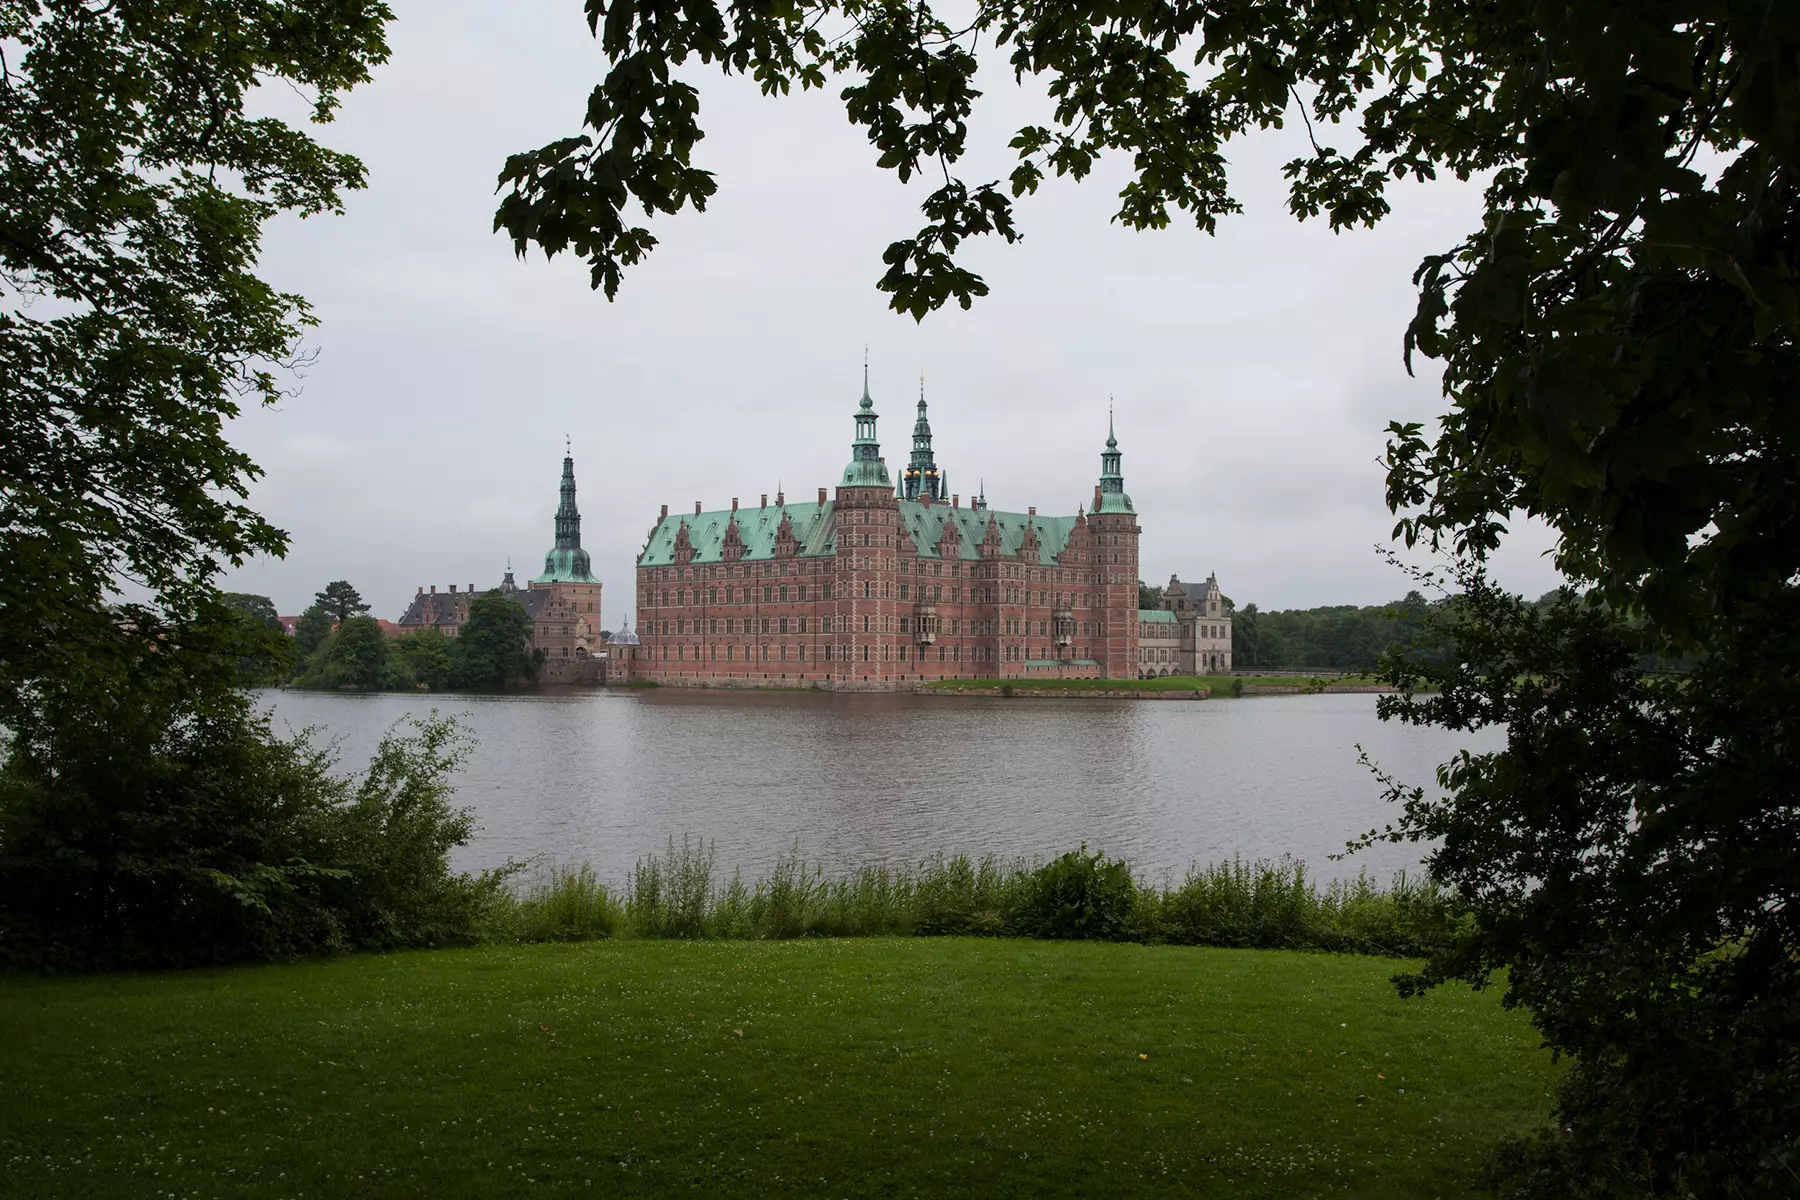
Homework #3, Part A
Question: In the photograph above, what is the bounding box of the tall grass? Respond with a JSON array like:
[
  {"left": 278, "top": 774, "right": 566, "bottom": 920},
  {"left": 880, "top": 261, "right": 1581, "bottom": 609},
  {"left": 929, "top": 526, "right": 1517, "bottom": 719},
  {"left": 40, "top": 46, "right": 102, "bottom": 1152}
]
[{"left": 491, "top": 842, "right": 1460, "bottom": 958}]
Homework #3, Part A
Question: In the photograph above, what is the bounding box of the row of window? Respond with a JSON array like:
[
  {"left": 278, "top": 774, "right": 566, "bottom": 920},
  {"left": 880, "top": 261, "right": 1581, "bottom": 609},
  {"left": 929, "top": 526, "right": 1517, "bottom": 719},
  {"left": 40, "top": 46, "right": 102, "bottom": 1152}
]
[
  {"left": 646, "top": 615, "right": 1108, "bottom": 639},
  {"left": 646, "top": 642, "right": 1090, "bottom": 664},
  {"left": 644, "top": 545, "right": 1138, "bottom": 585},
  {"left": 645, "top": 581, "right": 1137, "bottom": 609}
]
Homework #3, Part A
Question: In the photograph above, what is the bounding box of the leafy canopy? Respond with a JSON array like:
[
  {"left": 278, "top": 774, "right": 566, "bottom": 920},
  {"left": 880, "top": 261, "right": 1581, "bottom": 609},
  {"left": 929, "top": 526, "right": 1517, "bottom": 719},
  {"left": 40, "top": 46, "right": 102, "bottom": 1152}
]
[
  {"left": 314, "top": 579, "right": 371, "bottom": 623},
  {"left": 500, "top": 0, "right": 1798, "bottom": 641},
  {"left": 0, "top": 0, "right": 393, "bottom": 715},
  {"left": 504, "top": 2, "right": 1800, "bottom": 1191}
]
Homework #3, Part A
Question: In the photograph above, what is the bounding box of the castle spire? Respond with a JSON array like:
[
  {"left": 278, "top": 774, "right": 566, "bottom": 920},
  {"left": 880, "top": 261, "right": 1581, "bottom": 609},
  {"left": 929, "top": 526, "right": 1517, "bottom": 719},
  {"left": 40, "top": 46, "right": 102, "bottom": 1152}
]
[
  {"left": 1096, "top": 406, "right": 1134, "bottom": 514},
  {"left": 535, "top": 445, "right": 601, "bottom": 583},
  {"left": 903, "top": 370, "right": 943, "bottom": 501},
  {"left": 840, "top": 359, "right": 891, "bottom": 488}
]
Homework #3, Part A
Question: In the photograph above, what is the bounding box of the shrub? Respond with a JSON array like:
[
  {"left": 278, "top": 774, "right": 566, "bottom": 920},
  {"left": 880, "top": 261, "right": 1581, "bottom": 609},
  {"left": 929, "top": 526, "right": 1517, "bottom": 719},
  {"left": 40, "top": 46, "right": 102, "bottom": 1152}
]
[
  {"left": 1017, "top": 846, "right": 1137, "bottom": 939},
  {"left": 0, "top": 653, "right": 504, "bottom": 970}
]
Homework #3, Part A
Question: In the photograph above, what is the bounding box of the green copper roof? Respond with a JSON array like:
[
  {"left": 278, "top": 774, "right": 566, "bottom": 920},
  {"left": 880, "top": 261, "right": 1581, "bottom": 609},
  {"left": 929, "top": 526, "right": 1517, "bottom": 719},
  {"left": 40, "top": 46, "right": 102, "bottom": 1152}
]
[
  {"left": 538, "top": 547, "right": 600, "bottom": 583},
  {"left": 842, "top": 458, "right": 892, "bottom": 487},
  {"left": 534, "top": 452, "right": 601, "bottom": 583},
  {"left": 637, "top": 498, "right": 1091, "bottom": 568},
  {"left": 899, "top": 501, "right": 1077, "bottom": 565},
  {"left": 639, "top": 501, "right": 838, "bottom": 566},
  {"left": 1139, "top": 608, "right": 1177, "bottom": 624}
]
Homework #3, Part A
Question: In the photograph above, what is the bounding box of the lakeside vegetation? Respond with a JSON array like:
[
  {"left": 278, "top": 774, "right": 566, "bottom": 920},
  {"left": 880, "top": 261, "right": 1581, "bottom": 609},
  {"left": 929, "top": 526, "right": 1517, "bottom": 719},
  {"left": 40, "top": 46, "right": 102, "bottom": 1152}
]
[
  {"left": 493, "top": 843, "right": 1457, "bottom": 958},
  {"left": 0, "top": 938, "right": 1558, "bottom": 1199}
]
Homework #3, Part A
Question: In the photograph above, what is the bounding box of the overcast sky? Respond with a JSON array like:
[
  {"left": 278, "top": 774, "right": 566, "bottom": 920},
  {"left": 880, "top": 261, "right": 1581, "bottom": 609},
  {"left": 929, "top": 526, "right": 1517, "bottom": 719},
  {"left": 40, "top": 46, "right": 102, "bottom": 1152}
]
[{"left": 221, "top": 0, "right": 1562, "bottom": 622}]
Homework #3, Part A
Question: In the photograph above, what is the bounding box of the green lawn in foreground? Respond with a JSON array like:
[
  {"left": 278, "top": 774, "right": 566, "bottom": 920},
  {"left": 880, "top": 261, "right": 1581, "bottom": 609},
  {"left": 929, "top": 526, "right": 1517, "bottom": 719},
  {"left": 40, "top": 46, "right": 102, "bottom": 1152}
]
[
  {"left": 923, "top": 675, "right": 1371, "bottom": 692},
  {"left": 0, "top": 939, "right": 1554, "bottom": 1198}
]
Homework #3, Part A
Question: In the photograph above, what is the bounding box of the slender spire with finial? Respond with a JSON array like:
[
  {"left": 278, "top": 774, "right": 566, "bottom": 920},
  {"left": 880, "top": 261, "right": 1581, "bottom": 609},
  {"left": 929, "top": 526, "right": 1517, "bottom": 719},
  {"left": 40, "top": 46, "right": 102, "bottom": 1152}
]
[
  {"left": 1096, "top": 402, "right": 1132, "bottom": 513},
  {"left": 842, "top": 355, "right": 890, "bottom": 487},
  {"left": 903, "top": 367, "right": 943, "bottom": 501}
]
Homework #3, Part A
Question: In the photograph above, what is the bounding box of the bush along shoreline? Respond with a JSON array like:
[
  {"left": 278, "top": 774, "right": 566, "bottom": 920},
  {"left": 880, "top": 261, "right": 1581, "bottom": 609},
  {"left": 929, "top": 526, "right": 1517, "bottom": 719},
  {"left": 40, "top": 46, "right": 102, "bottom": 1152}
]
[{"left": 490, "top": 839, "right": 1463, "bottom": 959}]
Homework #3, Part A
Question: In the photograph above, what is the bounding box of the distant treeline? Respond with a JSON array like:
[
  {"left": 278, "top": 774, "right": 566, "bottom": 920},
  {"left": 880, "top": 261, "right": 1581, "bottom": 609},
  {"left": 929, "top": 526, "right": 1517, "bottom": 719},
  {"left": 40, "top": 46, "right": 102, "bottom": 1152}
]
[
  {"left": 1230, "top": 590, "right": 1572, "bottom": 673},
  {"left": 1232, "top": 591, "right": 1445, "bottom": 674}
]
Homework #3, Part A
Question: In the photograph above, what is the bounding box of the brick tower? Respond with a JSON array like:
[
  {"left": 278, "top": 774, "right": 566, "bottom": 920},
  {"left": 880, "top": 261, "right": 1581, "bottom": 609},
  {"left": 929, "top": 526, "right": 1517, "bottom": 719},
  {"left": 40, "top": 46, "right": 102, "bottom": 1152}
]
[
  {"left": 833, "top": 365, "right": 902, "bottom": 687},
  {"left": 1087, "top": 413, "right": 1140, "bottom": 677}
]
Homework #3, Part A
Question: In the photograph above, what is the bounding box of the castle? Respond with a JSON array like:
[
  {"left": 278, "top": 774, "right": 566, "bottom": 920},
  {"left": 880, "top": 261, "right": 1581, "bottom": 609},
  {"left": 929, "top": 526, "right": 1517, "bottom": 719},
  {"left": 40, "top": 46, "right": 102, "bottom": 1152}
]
[
  {"left": 394, "top": 449, "right": 610, "bottom": 683},
  {"left": 623, "top": 372, "right": 1231, "bottom": 689}
]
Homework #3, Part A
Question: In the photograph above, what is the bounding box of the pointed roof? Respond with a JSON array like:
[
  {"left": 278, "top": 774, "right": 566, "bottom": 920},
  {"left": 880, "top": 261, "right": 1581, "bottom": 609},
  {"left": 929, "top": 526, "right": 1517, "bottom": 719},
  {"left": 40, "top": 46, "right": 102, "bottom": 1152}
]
[{"left": 535, "top": 448, "right": 601, "bottom": 583}]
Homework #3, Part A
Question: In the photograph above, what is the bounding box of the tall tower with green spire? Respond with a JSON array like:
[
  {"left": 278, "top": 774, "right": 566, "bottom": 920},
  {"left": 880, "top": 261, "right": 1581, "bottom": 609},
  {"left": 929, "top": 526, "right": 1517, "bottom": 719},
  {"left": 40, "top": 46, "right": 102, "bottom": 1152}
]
[
  {"left": 902, "top": 375, "right": 946, "bottom": 501},
  {"left": 535, "top": 444, "right": 601, "bottom": 584},
  {"left": 840, "top": 361, "right": 892, "bottom": 489},
  {"left": 1095, "top": 408, "right": 1134, "bottom": 513}
]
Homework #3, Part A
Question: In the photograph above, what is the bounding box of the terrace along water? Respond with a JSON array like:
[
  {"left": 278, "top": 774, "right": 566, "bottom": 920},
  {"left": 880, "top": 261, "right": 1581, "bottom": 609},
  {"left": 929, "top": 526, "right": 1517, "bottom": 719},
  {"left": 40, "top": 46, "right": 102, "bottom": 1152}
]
[{"left": 260, "top": 689, "right": 1501, "bottom": 886}]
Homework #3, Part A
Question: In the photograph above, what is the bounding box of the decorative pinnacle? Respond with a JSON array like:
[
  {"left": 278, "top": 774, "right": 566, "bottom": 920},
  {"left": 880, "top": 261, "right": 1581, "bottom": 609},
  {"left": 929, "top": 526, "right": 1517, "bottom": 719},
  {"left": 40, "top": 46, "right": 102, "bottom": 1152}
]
[
  {"left": 1106, "top": 399, "right": 1118, "bottom": 449},
  {"left": 860, "top": 348, "right": 873, "bottom": 410}
]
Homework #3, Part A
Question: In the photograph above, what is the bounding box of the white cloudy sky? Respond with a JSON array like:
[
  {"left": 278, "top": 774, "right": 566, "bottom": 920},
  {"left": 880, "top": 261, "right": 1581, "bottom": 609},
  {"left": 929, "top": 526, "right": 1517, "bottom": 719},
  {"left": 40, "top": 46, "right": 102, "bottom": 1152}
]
[{"left": 221, "top": 0, "right": 1561, "bottom": 622}]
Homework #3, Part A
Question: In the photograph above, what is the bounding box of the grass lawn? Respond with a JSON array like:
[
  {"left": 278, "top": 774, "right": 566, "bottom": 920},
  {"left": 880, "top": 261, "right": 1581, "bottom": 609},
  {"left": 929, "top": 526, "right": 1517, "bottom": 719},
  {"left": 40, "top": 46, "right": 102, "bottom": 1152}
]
[
  {"left": 0, "top": 939, "right": 1555, "bottom": 1198},
  {"left": 922, "top": 675, "right": 1373, "bottom": 692}
]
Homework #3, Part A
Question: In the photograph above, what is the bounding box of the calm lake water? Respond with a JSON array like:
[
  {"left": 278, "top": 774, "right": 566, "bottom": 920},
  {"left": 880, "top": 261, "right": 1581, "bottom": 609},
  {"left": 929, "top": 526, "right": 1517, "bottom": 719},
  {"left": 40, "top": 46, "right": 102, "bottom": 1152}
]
[{"left": 259, "top": 689, "right": 1501, "bottom": 887}]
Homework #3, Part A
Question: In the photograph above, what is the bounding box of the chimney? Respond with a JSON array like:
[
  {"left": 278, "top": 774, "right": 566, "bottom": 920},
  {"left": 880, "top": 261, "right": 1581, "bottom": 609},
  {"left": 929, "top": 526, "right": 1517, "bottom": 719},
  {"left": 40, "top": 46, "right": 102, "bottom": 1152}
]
[
  {"left": 660, "top": 503, "right": 669, "bottom": 520},
  {"left": 776, "top": 490, "right": 784, "bottom": 507},
  {"left": 731, "top": 497, "right": 739, "bottom": 512},
  {"left": 417, "top": 586, "right": 423, "bottom": 594},
  {"left": 430, "top": 584, "right": 436, "bottom": 594},
  {"left": 1028, "top": 506, "right": 1036, "bottom": 517},
  {"left": 953, "top": 494, "right": 960, "bottom": 508},
  {"left": 760, "top": 493, "right": 768, "bottom": 508},
  {"left": 818, "top": 487, "right": 827, "bottom": 504},
  {"left": 921, "top": 492, "right": 931, "bottom": 507},
  {"left": 468, "top": 583, "right": 474, "bottom": 593},
  {"left": 449, "top": 584, "right": 457, "bottom": 593},
  {"left": 695, "top": 501, "right": 702, "bottom": 515},
  {"left": 1093, "top": 484, "right": 1102, "bottom": 509}
]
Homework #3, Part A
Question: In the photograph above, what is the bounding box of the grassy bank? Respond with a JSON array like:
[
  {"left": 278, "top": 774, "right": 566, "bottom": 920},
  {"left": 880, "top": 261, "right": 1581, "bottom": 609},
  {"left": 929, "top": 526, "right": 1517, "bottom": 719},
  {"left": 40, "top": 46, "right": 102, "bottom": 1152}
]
[
  {"left": 0, "top": 939, "right": 1555, "bottom": 1198},
  {"left": 921, "top": 675, "right": 1377, "bottom": 693},
  {"left": 490, "top": 847, "right": 1459, "bottom": 959}
]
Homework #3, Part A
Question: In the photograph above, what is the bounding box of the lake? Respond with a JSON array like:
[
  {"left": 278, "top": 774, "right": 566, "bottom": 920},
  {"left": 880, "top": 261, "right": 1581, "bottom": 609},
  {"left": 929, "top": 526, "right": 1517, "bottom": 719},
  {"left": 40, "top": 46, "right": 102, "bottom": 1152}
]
[{"left": 259, "top": 688, "right": 1499, "bottom": 887}]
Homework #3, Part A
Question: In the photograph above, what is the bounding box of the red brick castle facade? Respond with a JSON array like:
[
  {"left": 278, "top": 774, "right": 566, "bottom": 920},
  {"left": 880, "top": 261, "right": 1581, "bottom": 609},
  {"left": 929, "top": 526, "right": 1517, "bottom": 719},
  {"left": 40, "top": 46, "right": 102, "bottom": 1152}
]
[{"left": 626, "top": 372, "right": 1147, "bottom": 690}]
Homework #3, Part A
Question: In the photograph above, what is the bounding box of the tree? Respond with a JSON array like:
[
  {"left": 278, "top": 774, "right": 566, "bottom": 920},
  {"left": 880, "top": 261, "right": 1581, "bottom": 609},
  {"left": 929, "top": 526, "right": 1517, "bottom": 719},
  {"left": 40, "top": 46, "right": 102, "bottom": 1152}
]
[
  {"left": 504, "top": 3, "right": 1800, "bottom": 1191},
  {"left": 322, "top": 615, "right": 389, "bottom": 690},
  {"left": 221, "top": 594, "right": 283, "bottom": 633},
  {"left": 290, "top": 604, "right": 335, "bottom": 665},
  {"left": 314, "top": 581, "right": 371, "bottom": 624},
  {"left": 391, "top": 628, "right": 456, "bottom": 691},
  {"left": 1136, "top": 581, "right": 1162, "bottom": 610},
  {"left": 1, "top": 2, "right": 392, "bottom": 722},
  {"left": 219, "top": 593, "right": 292, "bottom": 684},
  {"left": 1232, "top": 604, "right": 1262, "bottom": 671},
  {"left": 453, "top": 592, "right": 537, "bottom": 691}
]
